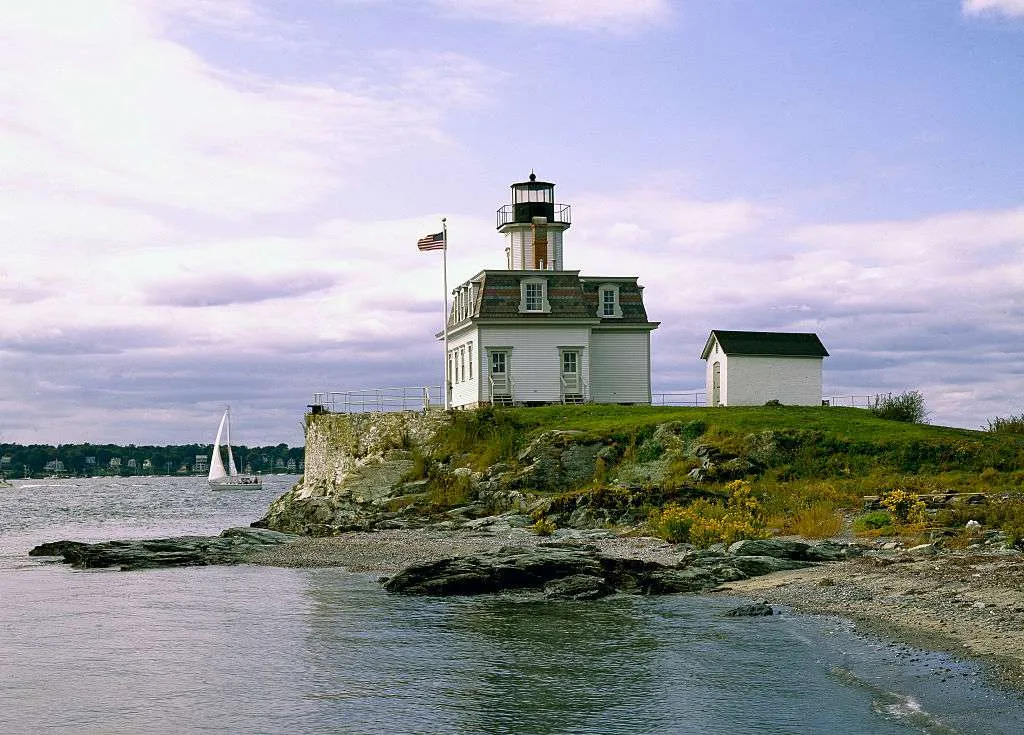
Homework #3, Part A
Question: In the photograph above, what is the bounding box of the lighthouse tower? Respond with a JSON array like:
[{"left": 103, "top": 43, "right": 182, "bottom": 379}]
[{"left": 496, "top": 173, "right": 572, "bottom": 270}]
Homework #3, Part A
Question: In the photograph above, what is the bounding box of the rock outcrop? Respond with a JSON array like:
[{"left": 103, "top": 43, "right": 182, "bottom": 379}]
[
  {"left": 257, "top": 411, "right": 447, "bottom": 535},
  {"left": 29, "top": 528, "right": 295, "bottom": 571},
  {"left": 381, "top": 539, "right": 859, "bottom": 598}
]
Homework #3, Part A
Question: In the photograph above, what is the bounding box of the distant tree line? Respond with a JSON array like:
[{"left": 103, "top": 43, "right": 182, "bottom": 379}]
[{"left": 0, "top": 442, "right": 304, "bottom": 479}]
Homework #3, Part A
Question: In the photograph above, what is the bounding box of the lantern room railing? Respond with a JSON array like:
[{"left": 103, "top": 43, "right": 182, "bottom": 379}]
[{"left": 496, "top": 203, "right": 571, "bottom": 229}]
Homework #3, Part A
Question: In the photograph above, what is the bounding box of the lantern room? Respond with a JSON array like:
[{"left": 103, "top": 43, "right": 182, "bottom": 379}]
[{"left": 496, "top": 173, "right": 572, "bottom": 271}]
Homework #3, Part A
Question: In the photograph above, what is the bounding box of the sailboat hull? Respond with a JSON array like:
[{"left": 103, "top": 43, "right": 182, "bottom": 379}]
[{"left": 209, "top": 476, "right": 263, "bottom": 491}]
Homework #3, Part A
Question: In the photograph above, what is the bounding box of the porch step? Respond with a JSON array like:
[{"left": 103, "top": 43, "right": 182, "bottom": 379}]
[{"left": 561, "top": 394, "right": 585, "bottom": 404}]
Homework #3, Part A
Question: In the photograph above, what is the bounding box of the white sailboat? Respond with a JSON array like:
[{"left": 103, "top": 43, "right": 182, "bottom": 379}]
[{"left": 208, "top": 407, "right": 262, "bottom": 491}]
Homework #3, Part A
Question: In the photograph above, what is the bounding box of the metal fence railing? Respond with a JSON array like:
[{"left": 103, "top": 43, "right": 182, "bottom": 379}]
[
  {"left": 309, "top": 387, "right": 443, "bottom": 414},
  {"left": 823, "top": 395, "right": 876, "bottom": 408},
  {"left": 651, "top": 391, "right": 707, "bottom": 407}
]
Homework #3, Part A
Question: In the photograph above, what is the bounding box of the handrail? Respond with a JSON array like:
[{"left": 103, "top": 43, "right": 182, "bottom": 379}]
[
  {"left": 651, "top": 391, "right": 706, "bottom": 407},
  {"left": 560, "top": 374, "right": 586, "bottom": 393},
  {"left": 496, "top": 203, "right": 572, "bottom": 228},
  {"left": 823, "top": 395, "right": 875, "bottom": 408},
  {"left": 488, "top": 374, "right": 515, "bottom": 402},
  {"left": 310, "top": 386, "right": 443, "bottom": 414}
]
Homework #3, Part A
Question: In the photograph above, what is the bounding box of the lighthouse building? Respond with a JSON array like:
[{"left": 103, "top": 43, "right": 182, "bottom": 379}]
[{"left": 444, "top": 174, "right": 659, "bottom": 408}]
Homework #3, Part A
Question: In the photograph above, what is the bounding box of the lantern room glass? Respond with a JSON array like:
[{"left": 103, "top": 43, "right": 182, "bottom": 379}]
[{"left": 512, "top": 184, "right": 553, "bottom": 204}]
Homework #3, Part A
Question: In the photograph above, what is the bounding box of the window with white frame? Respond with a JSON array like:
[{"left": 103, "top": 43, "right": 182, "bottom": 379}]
[
  {"left": 519, "top": 277, "right": 550, "bottom": 313},
  {"left": 459, "top": 347, "right": 465, "bottom": 383},
  {"left": 597, "top": 284, "right": 622, "bottom": 318},
  {"left": 467, "top": 343, "right": 473, "bottom": 379}
]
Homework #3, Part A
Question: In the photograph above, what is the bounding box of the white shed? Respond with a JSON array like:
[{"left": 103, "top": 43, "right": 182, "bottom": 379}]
[{"left": 701, "top": 330, "right": 829, "bottom": 407}]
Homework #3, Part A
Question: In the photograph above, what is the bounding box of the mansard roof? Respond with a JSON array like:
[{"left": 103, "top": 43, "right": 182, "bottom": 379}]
[
  {"left": 578, "top": 277, "right": 651, "bottom": 323},
  {"left": 701, "top": 330, "right": 829, "bottom": 359},
  {"left": 445, "top": 270, "right": 657, "bottom": 329}
]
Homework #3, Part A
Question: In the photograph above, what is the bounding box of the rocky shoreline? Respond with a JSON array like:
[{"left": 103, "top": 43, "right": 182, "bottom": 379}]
[
  {"left": 720, "top": 542, "right": 1024, "bottom": 692},
  {"left": 30, "top": 513, "right": 1024, "bottom": 692},
  {"left": 252, "top": 521, "right": 1024, "bottom": 691}
]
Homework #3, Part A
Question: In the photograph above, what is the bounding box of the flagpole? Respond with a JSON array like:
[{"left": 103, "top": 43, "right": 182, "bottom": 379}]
[{"left": 441, "top": 217, "right": 449, "bottom": 410}]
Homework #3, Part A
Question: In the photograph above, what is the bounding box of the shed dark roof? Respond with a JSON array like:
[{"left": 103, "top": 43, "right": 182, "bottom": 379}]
[{"left": 701, "top": 330, "right": 829, "bottom": 359}]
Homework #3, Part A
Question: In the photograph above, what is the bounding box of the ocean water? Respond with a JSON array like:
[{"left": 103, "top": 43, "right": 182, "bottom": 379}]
[{"left": 1, "top": 478, "right": 1022, "bottom": 735}]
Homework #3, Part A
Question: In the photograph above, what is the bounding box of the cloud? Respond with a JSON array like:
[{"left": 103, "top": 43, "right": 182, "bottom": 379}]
[
  {"left": 0, "top": 325, "right": 171, "bottom": 356},
  {"left": 963, "top": 0, "right": 1024, "bottom": 18},
  {"left": 0, "top": 1, "right": 491, "bottom": 220},
  {"left": 145, "top": 272, "right": 337, "bottom": 308},
  {"left": 431, "top": 0, "right": 672, "bottom": 31}
]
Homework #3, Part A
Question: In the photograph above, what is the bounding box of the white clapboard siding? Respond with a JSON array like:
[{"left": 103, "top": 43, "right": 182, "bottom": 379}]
[
  {"left": 589, "top": 330, "right": 652, "bottom": 403},
  {"left": 479, "top": 325, "right": 591, "bottom": 403},
  {"left": 448, "top": 328, "right": 482, "bottom": 408},
  {"left": 721, "top": 355, "right": 823, "bottom": 406}
]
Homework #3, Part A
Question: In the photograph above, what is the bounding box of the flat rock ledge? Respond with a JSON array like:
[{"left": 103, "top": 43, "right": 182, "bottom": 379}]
[
  {"left": 29, "top": 528, "right": 297, "bottom": 571},
  {"left": 381, "top": 539, "right": 861, "bottom": 599}
]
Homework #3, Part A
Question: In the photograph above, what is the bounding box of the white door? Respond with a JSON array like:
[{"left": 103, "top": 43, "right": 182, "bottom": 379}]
[
  {"left": 561, "top": 350, "right": 580, "bottom": 394},
  {"left": 490, "top": 350, "right": 510, "bottom": 397}
]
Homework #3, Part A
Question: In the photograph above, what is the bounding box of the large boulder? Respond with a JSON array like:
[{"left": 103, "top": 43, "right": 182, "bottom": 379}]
[
  {"left": 382, "top": 541, "right": 823, "bottom": 597},
  {"left": 728, "top": 539, "right": 811, "bottom": 560},
  {"left": 382, "top": 545, "right": 606, "bottom": 596},
  {"left": 725, "top": 601, "right": 774, "bottom": 617}
]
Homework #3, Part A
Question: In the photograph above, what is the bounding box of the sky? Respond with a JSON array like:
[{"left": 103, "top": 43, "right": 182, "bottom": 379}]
[{"left": 1, "top": 0, "right": 1022, "bottom": 447}]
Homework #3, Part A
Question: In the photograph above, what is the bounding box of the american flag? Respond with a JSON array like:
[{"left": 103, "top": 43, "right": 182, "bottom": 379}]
[{"left": 417, "top": 231, "right": 445, "bottom": 251}]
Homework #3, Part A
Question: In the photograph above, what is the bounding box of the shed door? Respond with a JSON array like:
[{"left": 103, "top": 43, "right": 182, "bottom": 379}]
[{"left": 712, "top": 362, "right": 721, "bottom": 406}]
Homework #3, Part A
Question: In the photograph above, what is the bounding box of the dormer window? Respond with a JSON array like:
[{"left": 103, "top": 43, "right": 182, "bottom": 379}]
[
  {"left": 598, "top": 284, "right": 622, "bottom": 318},
  {"left": 519, "top": 277, "right": 550, "bottom": 313}
]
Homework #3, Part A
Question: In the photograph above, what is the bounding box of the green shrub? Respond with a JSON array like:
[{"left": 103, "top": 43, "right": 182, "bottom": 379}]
[
  {"left": 652, "top": 504, "right": 697, "bottom": 543},
  {"left": 987, "top": 414, "right": 1024, "bottom": 435},
  {"left": 785, "top": 504, "right": 844, "bottom": 538},
  {"left": 426, "top": 467, "right": 473, "bottom": 508},
  {"left": 853, "top": 510, "right": 894, "bottom": 533},
  {"left": 401, "top": 448, "right": 431, "bottom": 482},
  {"left": 435, "top": 407, "right": 522, "bottom": 468},
  {"left": 532, "top": 517, "right": 556, "bottom": 536},
  {"left": 649, "top": 480, "right": 767, "bottom": 547},
  {"left": 871, "top": 391, "right": 928, "bottom": 423},
  {"left": 879, "top": 488, "right": 926, "bottom": 524}
]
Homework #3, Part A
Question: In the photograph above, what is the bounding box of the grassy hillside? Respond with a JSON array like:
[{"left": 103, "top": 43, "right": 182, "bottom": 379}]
[{"left": 427, "top": 404, "right": 1024, "bottom": 546}]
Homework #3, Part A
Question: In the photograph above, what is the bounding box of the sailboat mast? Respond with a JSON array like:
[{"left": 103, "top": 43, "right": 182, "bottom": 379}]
[{"left": 226, "top": 406, "right": 238, "bottom": 476}]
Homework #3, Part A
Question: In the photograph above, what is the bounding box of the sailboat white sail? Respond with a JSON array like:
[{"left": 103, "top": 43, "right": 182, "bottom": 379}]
[{"left": 208, "top": 407, "right": 262, "bottom": 491}]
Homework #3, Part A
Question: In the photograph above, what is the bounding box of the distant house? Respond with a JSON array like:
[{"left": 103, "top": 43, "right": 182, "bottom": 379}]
[
  {"left": 444, "top": 174, "right": 659, "bottom": 408},
  {"left": 701, "top": 330, "right": 829, "bottom": 407}
]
